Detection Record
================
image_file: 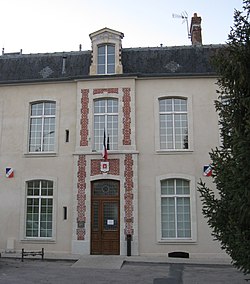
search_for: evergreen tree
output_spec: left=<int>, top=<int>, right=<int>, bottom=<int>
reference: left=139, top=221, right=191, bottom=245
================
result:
left=198, top=0, right=250, bottom=274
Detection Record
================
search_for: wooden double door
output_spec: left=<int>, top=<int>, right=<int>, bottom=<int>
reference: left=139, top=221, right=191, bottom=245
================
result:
left=91, top=180, right=120, bottom=255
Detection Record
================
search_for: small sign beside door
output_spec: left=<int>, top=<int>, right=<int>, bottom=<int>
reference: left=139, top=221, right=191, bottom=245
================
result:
left=107, top=219, right=114, bottom=225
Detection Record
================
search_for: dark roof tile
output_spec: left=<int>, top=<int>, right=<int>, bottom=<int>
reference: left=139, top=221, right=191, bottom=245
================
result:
left=0, top=45, right=222, bottom=83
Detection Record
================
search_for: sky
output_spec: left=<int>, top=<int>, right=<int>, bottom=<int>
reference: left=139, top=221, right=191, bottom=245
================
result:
left=0, top=0, right=244, bottom=54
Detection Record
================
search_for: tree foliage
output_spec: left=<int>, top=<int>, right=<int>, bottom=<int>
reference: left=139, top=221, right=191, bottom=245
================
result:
left=198, top=0, right=250, bottom=274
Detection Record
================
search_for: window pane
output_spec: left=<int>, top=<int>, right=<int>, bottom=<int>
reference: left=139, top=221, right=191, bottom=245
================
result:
left=26, top=180, right=53, bottom=238
left=97, top=45, right=115, bottom=75
left=94, top=99, right=106, bottom=113
left=98, top=46, right=105, bottom=55
left=174, top=98, right=187, bottom=112
left=107, top=45, right=115, bottom=71
left=103, top=202, right=118, bottom=231
left=41, top=180, right=53, bottom=196
left=29, top=118, right=42, bottom=152
left=161, top=197, right=176, bottom=238
left=159, top=98, right=188, bottom=150
left=107, top=45, right=115, bottom=54
left=161, top=179, right=174, bottom=195
left=29, top=102, right=56, bottom=153
left=31, top=103, right=43, bottom=116
left=161, top=178, right=191, bottom=239
left=107, top=64, right=115, bottom=74
left=44, top=102, right=56, bottom=115
left=159, top=99, right=172, bottom=112
left=97, top=46, right=106, bottom=74
left=98, top=55, right=105, bottom=64
left=107, top=115, right=118, bottom=150
left=160, top=114, right=173, bottom=149
left=177, top=197, right=191, bottom=238
left=94, top=115, right=105, bottom=151
left=27, top=180, right=40, bottom=195
left=97, top=65, right=105, bottom=74
left=43, top=118, right=55, bottom=152
left=174, top=114, right=188, bottom=149
left=176, top=179, right=190, bottom=194
left=107, top=99, right=118, bottom=113
left=94, top=99, right=118, bottom=151
left=107, top=55, right=115, bottom=64
left=93, top=180, right=119, bottom=196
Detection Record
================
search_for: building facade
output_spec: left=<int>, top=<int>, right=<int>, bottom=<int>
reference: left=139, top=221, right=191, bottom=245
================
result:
left=0, top=14, right=227, bottom=259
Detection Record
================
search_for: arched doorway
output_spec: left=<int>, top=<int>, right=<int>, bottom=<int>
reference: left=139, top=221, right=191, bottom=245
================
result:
left=91, top=179, right=120, bottom=255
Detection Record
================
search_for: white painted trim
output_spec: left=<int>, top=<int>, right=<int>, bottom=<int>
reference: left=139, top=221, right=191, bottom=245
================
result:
left=156, top=173, right=197, bottom=243
left=19, top=176, right=58, bottom=242
left=22, top=98, right=60, bottom=155
left=154, top=93, right=194, bottom=152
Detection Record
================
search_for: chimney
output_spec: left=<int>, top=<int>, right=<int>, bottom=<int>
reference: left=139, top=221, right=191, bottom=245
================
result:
left=190, top=13, right=202, bottom=45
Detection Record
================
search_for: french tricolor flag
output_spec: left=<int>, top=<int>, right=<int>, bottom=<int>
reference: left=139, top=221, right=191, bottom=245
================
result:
left=102, top=129, right=109, bottom=160
left=6, top=167, right=14, bottom=178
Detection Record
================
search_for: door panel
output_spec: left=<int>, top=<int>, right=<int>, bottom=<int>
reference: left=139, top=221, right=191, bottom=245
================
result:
left=91, top=180, right=120, bottom=255
left=91, top=201, right=102, bottom=254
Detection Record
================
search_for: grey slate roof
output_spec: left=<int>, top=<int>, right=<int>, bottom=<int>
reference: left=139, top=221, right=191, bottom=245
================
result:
left=122, top=45, right=220, bottom=76
left=0, top=45, right=222, bottom=84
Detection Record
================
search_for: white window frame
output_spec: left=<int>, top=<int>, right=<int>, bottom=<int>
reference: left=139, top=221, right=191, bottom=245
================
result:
left=156, top=174, right=197, bottom=243
left=24, top=99, right=59, bottom=156
left=97, top=44, right=115, bottom=75
left=159, top=97, right=188, bottom=150
left=155, top=95, right=193, bottom=153
left=20, top=177, right=57, bottom=241
left=93, top=98, right=119, bottom=151
left=28, top=101, right=56, bottom=153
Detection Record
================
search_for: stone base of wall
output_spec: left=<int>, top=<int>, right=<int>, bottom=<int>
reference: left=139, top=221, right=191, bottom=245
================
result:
left=72, top=240, right=90, bottom=255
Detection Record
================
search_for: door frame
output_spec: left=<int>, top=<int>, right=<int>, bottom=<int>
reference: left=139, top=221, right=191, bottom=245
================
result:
left=90, top=179, right=120, bottom=255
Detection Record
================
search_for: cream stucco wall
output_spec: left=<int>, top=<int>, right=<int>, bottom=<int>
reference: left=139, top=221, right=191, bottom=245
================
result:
left=0, top=75, right=228, bottom=259
left=0, top=82, right=77, bottom=253
left=135, top=77, right=227, bottom=258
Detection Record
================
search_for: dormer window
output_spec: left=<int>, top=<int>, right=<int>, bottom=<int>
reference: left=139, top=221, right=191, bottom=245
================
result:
left=89, top=28, right=124, bottom=76
left=97, top=44, right=115, bottom=74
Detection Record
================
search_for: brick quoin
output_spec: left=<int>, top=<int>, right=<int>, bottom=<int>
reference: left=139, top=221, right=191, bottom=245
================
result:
left=93, top=88, right=119, bottom=95
left=122, top=88, right=131, bottom=145
left=77, top=155, right=87, bottom=240
left=80, top=89, right=89, bottom=146
left=124, top=154, right=134, bottom=237
left=91, top=159, right=120, bottom=176
left=76, top=229, right=85, bottom=241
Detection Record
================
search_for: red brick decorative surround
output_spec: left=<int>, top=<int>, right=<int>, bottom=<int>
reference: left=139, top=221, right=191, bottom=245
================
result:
left=76, top=155, right=86, bottom=240
left=93, top=88, right=119, bottom=95
left=122, top=88, right=131, bottom=145
left=91, top=159, right=120, bottom=176
left=124, top=154, right=134, bottom=237
left=78, top=87, right=134, bottom=242
left=80, top=89, right=89, bottom=146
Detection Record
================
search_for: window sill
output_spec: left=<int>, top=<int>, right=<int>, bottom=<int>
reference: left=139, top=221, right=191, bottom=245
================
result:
left=20, top=238, right=56, bottom=243
left=156, top=149, right=193, bottom=155
left=158, top=239, right=197, bottom=244
left=158, top=239, right=197, bottom=245
left=24, top=152, right=57, bottom=158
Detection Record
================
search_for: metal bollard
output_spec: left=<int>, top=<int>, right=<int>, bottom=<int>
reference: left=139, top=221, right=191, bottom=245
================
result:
left=127, top=234, right=132, bottom=256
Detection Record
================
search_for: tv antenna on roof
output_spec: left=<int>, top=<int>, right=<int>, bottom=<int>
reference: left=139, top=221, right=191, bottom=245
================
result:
left=172, top=11, right=191, bottom=39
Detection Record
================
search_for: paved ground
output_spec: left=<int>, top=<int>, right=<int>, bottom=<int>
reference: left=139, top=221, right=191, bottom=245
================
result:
left=0, top=257, right=248, bottom=284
